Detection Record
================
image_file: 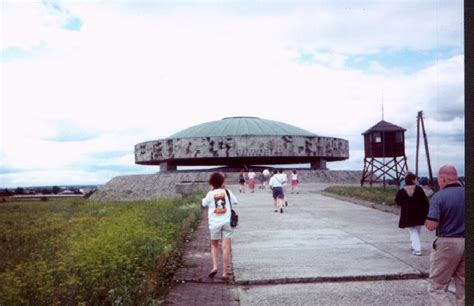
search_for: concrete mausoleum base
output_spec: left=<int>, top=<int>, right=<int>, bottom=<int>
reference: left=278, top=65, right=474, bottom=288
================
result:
left=89, top=170, right=363, bottom=202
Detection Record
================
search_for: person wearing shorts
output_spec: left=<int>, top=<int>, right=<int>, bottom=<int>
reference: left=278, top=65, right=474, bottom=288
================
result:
left=277, top=169, right=289, bottom=206
left=269, top=169, right=285, bottom=213
left=202, top=172, right=238, bottom=280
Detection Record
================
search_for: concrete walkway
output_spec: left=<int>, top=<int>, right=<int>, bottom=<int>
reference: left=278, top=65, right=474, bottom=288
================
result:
left=166, top=208, right=238, bottom=305
left=166, top=183, right=455, bottom=305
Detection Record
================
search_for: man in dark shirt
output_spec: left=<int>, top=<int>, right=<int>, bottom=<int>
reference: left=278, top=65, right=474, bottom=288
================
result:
left=425, top=165, right=464, bottom=305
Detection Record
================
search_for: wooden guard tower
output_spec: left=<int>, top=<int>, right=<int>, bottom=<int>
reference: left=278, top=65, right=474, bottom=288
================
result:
left=361, top=120, right=409, bottom=186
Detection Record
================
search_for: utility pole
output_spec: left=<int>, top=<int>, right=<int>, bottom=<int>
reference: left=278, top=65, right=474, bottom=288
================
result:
left=382, top=97, right=385, bottom=189
left=416, top=111, right=434, bottom=186
left=416, top=113, right=420, bottom=176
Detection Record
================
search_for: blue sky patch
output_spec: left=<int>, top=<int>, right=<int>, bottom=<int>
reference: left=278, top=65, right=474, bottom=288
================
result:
left=63, top=16, right=82, bottom=31
left=45, top=130, right=99, bottom=142
left=0, top=47, right=32, bottom=62
left=345, top=47, right=460, bottom=73
left=88, top=151, right=132, bottom=160
left=296, top=53, right=315, bottom=64
left=42, top=0, right=61, bottom=12
left=42, top=0, right=83, bottom=32
left=295, top=47, right=460, bottom=73
left=83, top=164, right=153, bottom=173
left=0, top=42, right=47, bottom=62
left=0, top=166, right=23, bottom=174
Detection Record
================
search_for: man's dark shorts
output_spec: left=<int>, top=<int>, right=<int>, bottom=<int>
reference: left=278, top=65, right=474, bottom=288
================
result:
left=272, top=187, right=284, bottom=199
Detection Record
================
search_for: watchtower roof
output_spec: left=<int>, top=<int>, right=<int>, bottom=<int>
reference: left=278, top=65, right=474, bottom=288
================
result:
left=169, top=116, right=317, bottom=138
left=362, top=120, right=406, bottom=135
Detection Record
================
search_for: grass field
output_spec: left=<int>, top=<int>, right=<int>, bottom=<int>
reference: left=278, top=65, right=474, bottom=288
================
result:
left=323, top=185, right=400, bottom=206
left=0, top=196, right=201, bottom=305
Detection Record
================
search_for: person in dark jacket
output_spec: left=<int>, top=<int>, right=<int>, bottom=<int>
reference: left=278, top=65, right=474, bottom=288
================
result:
left=395, top=172, right=429, bottom=256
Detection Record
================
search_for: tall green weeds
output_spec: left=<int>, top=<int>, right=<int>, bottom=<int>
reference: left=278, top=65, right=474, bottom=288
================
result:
left=0, top=196, right=201, bottom=305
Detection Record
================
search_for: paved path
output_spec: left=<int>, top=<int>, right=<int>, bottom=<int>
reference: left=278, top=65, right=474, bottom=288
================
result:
left=165, top=208, right=238, bottom=305
left=166, top=184, right=455, bottom=305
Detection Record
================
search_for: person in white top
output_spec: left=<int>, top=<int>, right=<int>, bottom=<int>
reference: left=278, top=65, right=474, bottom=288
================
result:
left=277, top=169, right=289, bottom=206
left=269, top=169, right=285, bottom=213
left=262, top=168, right=271, bottom=189
left=247, top=169, right=256, bottom=193
left=291, top=170, right=299, bottom=194
left=201, top=172, right=238, bottom=279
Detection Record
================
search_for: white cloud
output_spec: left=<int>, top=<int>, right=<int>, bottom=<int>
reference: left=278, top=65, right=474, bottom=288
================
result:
left=286, top=1, right=463, bottom=54
left=1, top=0, right=464, bottom=187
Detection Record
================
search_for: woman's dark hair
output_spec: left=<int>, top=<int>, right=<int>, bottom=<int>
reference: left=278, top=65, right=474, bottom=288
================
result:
left=404, top=172, right=417, bottom=185
left=209, top=172, right=225, bottom=189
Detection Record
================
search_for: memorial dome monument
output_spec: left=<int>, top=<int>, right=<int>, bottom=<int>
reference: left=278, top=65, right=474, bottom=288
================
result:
left=135, top=116, right=349, bottom=171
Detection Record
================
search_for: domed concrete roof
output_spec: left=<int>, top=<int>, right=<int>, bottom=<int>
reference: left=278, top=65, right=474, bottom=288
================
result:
left=136, top=116, right=349, bottom=171
left=169, top=116, right=317, bottom=138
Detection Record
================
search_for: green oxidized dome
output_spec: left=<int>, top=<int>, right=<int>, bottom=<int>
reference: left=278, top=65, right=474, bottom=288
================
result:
left=169, top=116, right=317, bottom=138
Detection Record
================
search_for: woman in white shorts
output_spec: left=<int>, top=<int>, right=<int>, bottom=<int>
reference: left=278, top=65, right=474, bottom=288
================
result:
left=202, top=172, right=238, bottom=279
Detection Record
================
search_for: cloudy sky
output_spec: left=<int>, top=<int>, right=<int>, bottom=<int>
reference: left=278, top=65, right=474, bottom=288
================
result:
left=1, top=0, right=464, bottom=188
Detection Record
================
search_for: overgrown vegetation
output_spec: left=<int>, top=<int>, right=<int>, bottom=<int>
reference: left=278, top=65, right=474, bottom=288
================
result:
left=0, top=196, right=201, bottom=305
left=323, top=186, right=400, bottom=206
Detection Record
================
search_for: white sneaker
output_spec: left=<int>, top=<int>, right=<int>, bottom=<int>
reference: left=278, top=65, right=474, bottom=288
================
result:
left=413, top=251, right=422, bottom=256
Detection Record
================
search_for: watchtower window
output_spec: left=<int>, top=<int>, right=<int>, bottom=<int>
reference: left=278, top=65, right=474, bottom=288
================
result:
left=374, top=132, right=382, bottom=143
left=395, top=132, right=403, bottom=143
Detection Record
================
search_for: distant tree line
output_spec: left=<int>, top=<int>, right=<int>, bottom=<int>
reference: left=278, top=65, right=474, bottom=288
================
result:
left=0, top=186, right=95, bottom=197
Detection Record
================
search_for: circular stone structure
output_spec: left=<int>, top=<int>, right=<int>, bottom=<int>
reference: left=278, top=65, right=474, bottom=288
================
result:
left=135, top=117, right=349, bottom=171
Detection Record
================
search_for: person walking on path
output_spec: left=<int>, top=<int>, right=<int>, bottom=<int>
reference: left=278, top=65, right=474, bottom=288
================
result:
left=262, top=168, right=271, bottom=189
left=239, top=169, right=246, bottom=193
left=425, top=165, right=465, bottom=306
left=290, top=170, right=299, bottom=194
left=277, top=169, right=289, bottom=206
left=201, top=172, right=238, bottom=280
left=269, top=169, right=285, bottom=213
left=247, top=169, right=256, bottom=193
left=394, top=172, right=429, bottom=256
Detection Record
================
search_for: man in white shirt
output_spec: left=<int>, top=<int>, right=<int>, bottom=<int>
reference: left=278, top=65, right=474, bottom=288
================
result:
left=269, top=169, right=285, bottom=213
left=277, top=169, right=288, bottom=206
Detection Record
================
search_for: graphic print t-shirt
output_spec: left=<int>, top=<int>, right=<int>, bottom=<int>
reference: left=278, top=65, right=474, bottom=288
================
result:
left=202, top=188, right=238, bottom=229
